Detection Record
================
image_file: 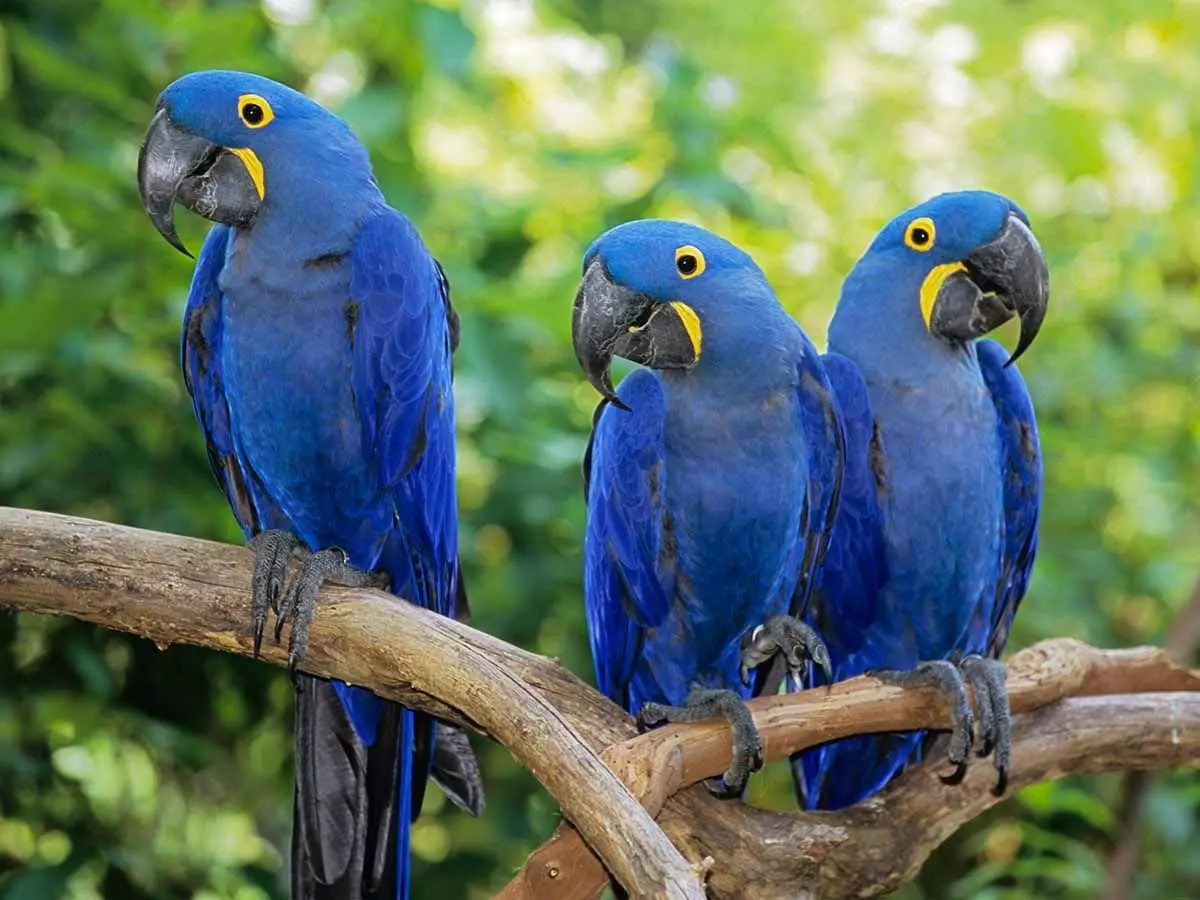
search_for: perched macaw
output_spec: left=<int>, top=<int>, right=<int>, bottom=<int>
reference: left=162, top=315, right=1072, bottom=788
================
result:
left=573, top=219, right=842, bottom=793
left=137, top=70, right=482, bottom=899
left=793, top=190, right=1047, bottom=810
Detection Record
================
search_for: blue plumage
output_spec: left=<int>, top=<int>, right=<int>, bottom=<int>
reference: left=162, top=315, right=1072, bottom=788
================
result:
left=795, top=191, right=1046, bottom=809
left=147, top=70, right=460, bottom=899
left=575, top=221, right=842, bottom=786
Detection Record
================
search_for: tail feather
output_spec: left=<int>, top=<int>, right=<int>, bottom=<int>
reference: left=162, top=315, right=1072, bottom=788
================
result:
left=293, top=675, right=433, bottom=900
left=291, top=555, right=470, bottom=898
left=427, top=566, right=485, bottom=817
left=430, top=725, right=485, bottom=817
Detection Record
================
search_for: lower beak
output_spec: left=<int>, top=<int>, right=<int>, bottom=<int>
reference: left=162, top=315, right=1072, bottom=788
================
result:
left=925, top=214, right=1050, bottom=365
left=571, top=259, right=700, bottom=409
left=137, top=106, right=260, bottom=257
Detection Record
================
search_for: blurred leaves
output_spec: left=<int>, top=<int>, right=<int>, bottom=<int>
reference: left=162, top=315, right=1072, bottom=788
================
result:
left=1, top=0, right=1198, bottom=898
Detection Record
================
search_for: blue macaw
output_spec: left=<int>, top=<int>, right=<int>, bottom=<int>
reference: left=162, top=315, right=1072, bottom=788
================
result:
left=794, top=190, right=1048, bottom=810
left=137, top=70, right=481, bottom=899
left=572, top=219, right=842, bottom=793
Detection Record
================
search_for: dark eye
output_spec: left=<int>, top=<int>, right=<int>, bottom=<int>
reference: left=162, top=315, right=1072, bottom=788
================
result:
left=674, top=244, right=706, bottom=279
left=904, top=216, right=936, bottom=252
left=237, top=93, right=275, bottom=129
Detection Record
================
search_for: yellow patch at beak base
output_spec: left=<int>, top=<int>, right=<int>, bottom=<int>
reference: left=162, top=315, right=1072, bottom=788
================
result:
left=919, top=262, right=967, bottom=329
left=228, top=148, right=266, bottom=200
left=670, top=301, right=702, bottom=358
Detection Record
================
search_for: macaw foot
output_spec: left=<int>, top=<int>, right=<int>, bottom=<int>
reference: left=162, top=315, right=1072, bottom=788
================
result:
left=248, top=529, right=304, bottom=657
left=637, top=686, right=764, bottom=798
left=738, top=614, right=832, bottom=689
left=272, top=546, right=389, bottom=669
left=960, top=655, right=1011, bottom=796
left=871, top=660, right=974, bottom=785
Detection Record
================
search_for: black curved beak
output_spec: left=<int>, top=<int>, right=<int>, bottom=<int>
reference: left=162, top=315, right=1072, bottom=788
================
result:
left=137, top=105, right=261, bottom=257
left=926, top=214, right=1050, bottom=366
left=572, top=258, right=700, bottom=410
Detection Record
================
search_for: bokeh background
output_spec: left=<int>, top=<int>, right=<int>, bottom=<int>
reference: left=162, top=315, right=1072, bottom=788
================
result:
left=2, top=0, right=1198, bottom=897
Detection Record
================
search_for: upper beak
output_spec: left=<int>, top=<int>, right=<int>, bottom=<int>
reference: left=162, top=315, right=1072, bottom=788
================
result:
left=925, top=214, right=1050, bottom=366
left=572, top=258, right=701, bottom=410
left=137, top=105, right=261, bottom=257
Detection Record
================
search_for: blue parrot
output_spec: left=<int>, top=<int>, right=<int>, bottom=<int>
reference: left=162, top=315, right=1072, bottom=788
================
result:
left=572, top=219, right=842, bottom=793
left=137, top=71, right=481, bottom=898
left=793, top=191, right=1047, bottom=810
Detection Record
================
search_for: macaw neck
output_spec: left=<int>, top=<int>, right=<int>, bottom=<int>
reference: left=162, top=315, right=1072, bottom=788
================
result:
left=662, top=303, right=801, bottom=408
left=828, top=258, right=976, bottom=387
left=664, top=299, right=803, bottom=401
left=242, top=141, right=384, bottom=256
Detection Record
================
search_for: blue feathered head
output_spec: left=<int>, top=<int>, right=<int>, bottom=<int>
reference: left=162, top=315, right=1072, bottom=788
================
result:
left=138, top=70, right=373, bottom=255
left=572, top=219, right=787, bottom=405
left=831, top=190, right=1049, bottom=370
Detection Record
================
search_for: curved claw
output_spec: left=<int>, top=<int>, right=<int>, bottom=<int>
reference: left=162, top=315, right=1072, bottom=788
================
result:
left=636, top=686, right=763, bottom=798
left=271, top=546, right=379, bottom=669
left=705, top=775, right=745, bottom=799
left=961, top=655, right=1012, bottom=795
left=739, top=615, right=831, bottom=690
left=876, top=659, right=974, bottom=782
left=805, top=638, right=833, bottom=687
left=247, top=530, right=300, bottom=658
left=977, top=733, right=995, bottom=759
left=636, top=704, right=668, bottom=733
left=939, top=760, right=969, bottom=786
left=992, top=766, right=1009, bottom=797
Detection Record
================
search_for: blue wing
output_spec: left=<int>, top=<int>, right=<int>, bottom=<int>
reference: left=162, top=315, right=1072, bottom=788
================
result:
left=330, top=209, right=460, bottom=900
left=582, top=369, right=675, bottom=710
left=181, top=226, right=286, bottom=535
left=348, top=208, right=459, bottom=620
left=803, top=353, right=889, bottom=660
left=975, top=339, right=1042, bottom=658
left=787, top=337, right=847, bottom=623
left=750, top=338, right=848, bottom=699
left=793, top=352, right=903, bottom=810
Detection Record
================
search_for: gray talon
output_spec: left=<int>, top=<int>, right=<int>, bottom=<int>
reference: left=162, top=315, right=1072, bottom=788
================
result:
left=961, top=655, right=1011, bottom=795
left=739, top=614, right=831, bottom=688
left=637, top=685, right=763, bottom=797
left=875, top=660, right=974, bottom=782
left=248, top=529, right=301, bottom=657
left=272, top=546, right=379, bottom=668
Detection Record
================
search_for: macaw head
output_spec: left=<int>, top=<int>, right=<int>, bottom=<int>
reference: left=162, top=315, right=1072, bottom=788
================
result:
left=832, top=190, right=1049, bottom=369
left=137, top=70, right=372, bottom=256
left=571, top=219, right=779, bottom=407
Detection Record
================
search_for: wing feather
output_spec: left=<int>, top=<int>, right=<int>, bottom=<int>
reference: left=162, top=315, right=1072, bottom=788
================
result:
left=582, top=370, right=674, bottom=708
left=976, top=339, right=1042, bottom=658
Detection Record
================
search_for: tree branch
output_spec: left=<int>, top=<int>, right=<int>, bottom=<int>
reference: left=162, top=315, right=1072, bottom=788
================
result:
left=0, top=507, right=701, bottom=900
left=1100, top=573, right=1200, bottom=900
left=503, top=641, right=1200, bottom=900
left=1, top=507, right=1197, bottom=900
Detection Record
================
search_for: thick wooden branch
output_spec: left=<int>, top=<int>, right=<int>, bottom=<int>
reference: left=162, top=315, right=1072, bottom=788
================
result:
left=658, top=692, right=1200, bottom=900
left=0, top=508, right=700, bottom=900
left=504, top=640, right=1200, bottom=900
left=1, top=507, right=1197, bottom=900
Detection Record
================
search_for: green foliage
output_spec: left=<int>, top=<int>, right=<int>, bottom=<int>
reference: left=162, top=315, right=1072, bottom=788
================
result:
left=1, top=0, right=1197, bottom=897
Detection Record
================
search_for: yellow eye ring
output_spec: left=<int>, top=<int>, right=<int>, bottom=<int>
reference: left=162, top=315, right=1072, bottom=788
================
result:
left=904, top=217, right=936, bottom=252
left=675, top=245, right=706, bottom=279
left=238, top=94, right=275, bottom=129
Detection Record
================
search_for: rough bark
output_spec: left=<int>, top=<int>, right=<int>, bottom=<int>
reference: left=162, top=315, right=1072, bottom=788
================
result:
left=1, top=507, right=1197, bottom=900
